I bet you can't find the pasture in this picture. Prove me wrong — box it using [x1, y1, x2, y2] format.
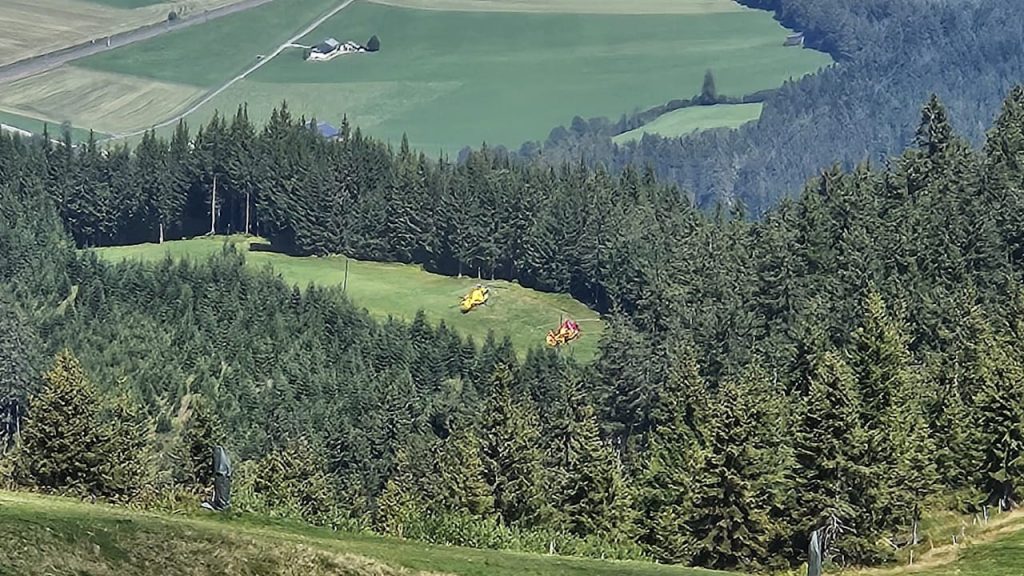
[364, 0, 749, 14]
[78, 0, 342, 88]
[197, 0, 831, 153]
[0, 490, 724, 576]
[613, 102, 764, 143]
[90, 236, 603, 361]
[0, 0, 240, 67]
[4, 489, 1024, 576]
[56, 0, 829, 152]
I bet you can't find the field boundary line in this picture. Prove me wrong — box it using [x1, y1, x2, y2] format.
[0, 0, 278, 87]
[101, 0, 359, 141]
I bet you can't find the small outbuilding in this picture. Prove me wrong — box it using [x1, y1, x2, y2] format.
[315, 121, 343, 140]
[784, 32, 804, 47]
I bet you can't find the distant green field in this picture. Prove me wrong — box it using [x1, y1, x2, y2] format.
[191, 2, 830, 153]
[0, 490, 726, 576]
[77, 0, 341, 87]
[89, 236, 603, 361]
[87, 0, 164, 7]
[65, 0, 829, 152]
[0, 108, 104, 142]
[613, 102, 763, 143]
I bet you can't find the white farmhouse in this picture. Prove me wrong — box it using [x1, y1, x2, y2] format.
[306, 37, 366, 61]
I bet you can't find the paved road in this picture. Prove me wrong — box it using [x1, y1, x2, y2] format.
[103, 0, 358, 140]
[0, 0, 278, 85]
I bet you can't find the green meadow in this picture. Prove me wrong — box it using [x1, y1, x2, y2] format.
[0, 490, 727, 576]
[90, 236, 603, 361]
[613, 102, 764, 143]
[3, 489, 1024, 576]
[63, 0, 829, 152]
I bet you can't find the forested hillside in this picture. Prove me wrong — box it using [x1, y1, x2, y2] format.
[515, 0, 1024, 214]
[5, 87, 1024, 573]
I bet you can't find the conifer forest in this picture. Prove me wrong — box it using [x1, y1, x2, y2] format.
[4, 0, 1024, 574]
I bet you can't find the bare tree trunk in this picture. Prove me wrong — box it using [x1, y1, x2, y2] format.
[159, 222, 165, 244]
[209, 174, 217, 235]
[244, 189, 251, 236]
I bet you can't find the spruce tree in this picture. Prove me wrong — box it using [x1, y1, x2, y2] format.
[637, 344, 708, 563]
[480, 364, 546, 527]
[548, 373, 637, 542]
[686, 361, 791, 571]
[700, 69, 718, 105]
[249, 436, 338, 525]
[375, 445, 423, 538]
[99, 392, 155, 502]
[847, 290, 938, 537]
[793, 351, 886, 565]
[429, 427, 494, 517]
[17, 349, 107, 494]
[968, 318, 1024, 510]
[848, 290, 911, 427]
[915, 94, 954, 159]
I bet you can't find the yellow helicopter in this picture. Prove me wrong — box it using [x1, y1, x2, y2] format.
[459, 284, 490, 313]
[546, 317, 581, 348]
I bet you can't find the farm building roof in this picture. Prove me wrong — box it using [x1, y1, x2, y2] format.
[316, 121, 340, 138]
[314, 38, 341, 53]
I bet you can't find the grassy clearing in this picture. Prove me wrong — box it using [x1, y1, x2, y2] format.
[612, 103, 763, 143]
[0, 490, 724, 576]
[77, 0, 342, 88]
[0, 67, 202, 135]
[365, 0, 748, 14]
[89, 236, 603, 361]
[0, 0, 239, 66]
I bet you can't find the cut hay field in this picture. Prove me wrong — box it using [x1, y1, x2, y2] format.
[0, 490, 723, 576]
[45, 0, 830, 153]
[613, 102, 764, 143]
[0, 0, 240, 67]
[89, 236, 603, 361]
[0, 68, 202, 135]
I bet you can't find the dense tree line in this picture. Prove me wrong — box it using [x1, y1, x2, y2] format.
[5, 87, 1024, 572]
[5, 104, 691, 317]
[514, 0, 1024, 215]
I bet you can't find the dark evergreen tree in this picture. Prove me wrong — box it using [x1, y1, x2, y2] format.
[686, 361, 792, 571]
[480, 365, 546, 527]
[17, 350, 108, 494]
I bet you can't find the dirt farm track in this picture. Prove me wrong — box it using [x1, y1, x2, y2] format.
[0, 0, 275, 85]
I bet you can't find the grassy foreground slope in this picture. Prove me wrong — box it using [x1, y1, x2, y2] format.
[0, 491, 724, 576]
[90, 236, 603, 360]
